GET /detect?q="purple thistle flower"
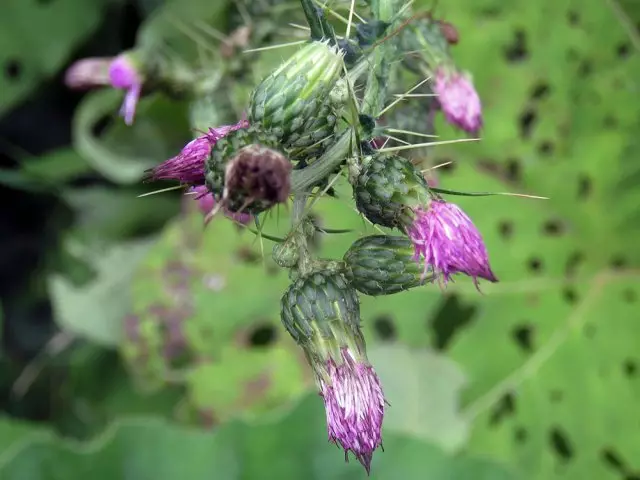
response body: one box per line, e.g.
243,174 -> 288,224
64,57 -> 113,89
406,199 -> 497,287
188,185 -> 252,225
319,348 -> 385,474
147,119 -> 249,185
108,54 -> 143,126
433,67 -> 483,134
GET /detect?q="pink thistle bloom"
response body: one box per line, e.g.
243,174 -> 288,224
64,57 -> 113,89
319,348 -> 385,474
188,185 -> 252,225
433,68 -> 483,134
108,54 -> 143,126
146,119 -> 249,185
406,199 -> 497,287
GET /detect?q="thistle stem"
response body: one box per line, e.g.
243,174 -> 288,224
299,0 -> 336,41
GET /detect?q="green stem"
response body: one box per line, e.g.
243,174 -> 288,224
290,129 -> 356,193
299,0 -> 336,41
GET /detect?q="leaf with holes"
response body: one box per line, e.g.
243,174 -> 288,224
389,0 -> 640,478
0,394 -> 515,480
0,0 -> 119,116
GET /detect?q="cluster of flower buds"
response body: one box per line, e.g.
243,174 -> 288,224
83,0 -> 505,473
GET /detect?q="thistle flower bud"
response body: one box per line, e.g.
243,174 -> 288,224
280,271 -> 384,473
353,153 -> 496,286
108,52 -> 144,125
64,57 -> 113,89
343,235 -> 435,296
248,40 -> 343,152
145,119 -> 249,184
433,67 -> 483,134
205,126 -> 290,214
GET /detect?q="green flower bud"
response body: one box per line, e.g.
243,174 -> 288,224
205,126 -> 291,214
272,240 -> 299,268
280,270 -> 365,369
353,153 -> 431,229
249,40 -> 344,153
343,235 -> 435,296
400,18 -> 451,74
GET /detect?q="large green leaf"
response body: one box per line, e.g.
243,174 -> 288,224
0,0 -> 118,115
0,394 -> 514,480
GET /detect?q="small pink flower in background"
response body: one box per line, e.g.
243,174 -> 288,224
433,67 -> 483,134
406,199 -> 497,287
64,58 -> 113,89
108,54 -> 143,126
146,119 -> 249,185
319,348 -> 385,474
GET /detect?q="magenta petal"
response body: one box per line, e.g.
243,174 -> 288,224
433,68 -> 483,134
320,348 -> 385,474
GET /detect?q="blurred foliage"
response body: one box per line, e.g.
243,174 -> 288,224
0,0 -> 639,478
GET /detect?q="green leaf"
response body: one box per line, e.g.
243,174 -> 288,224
49,238 -> 157,347
0,395 -> 514,480
369,345 -> 469,453
0,0 -> 119,115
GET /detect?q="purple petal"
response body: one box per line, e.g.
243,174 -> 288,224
433,68 -> 483,134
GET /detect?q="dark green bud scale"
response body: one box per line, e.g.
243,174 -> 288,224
249,40 -> 343,154
343,235 -> 435,296
353,153 -> 431,229
399,19 -> 451,74
280,270 -> 366,368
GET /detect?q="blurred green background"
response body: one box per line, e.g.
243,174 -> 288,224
0,0 -> 639,479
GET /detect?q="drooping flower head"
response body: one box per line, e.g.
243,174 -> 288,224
64,57 -> 113,89
353,153 -> 497,287
145,119 -> 249,185
433,67 -> 483,134
108,53 -> 144,126
280,271 -> 385,473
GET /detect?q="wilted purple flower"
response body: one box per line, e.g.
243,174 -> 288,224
108,54 -> 143,126
406,199 -> 497,286
319,347 -> 385,474
433,68 -> 482,134
146,119 -> 249,185
188,185 -> 252,225
64,57 -> 113,89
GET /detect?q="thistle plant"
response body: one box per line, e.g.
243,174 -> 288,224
97,0 -> 544,473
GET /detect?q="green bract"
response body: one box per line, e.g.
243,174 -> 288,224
344,235 -> 434,296
353,153 -> 432,229
248,40 -> 344,156
280,270 -> 365,375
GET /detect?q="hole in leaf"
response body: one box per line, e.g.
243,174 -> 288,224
504,29 -> 529,62
498,220 -> 514,239
527,257 -> 543,273
505,158 -> 521,182
236,246 -> 261,264
577,174 -> 592,199
489,392 -> 516,426
530,82 -> 551,101
514,427 -> 527,443
564,251 -> 585,278
578,59 -> 593,76
518,108 -> 537,139
549,390 -> 563,403
549,427 -> 574,461
623,359 -> 636,377
566,10 -> 580,25
538,141 -> 554,156
512,324 -> 534,353
623,289 -> 636,303
563,287 -> 578,305
611,255 -> 627,270
4,59 -> 22,80
617,42 -> 631,59
543,219 -> 565,236
601,448 -> 626,472
373,315 -> 396,341
430,294 -> 477,350
249,324 -> 277,347
583,322 -> 596,338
